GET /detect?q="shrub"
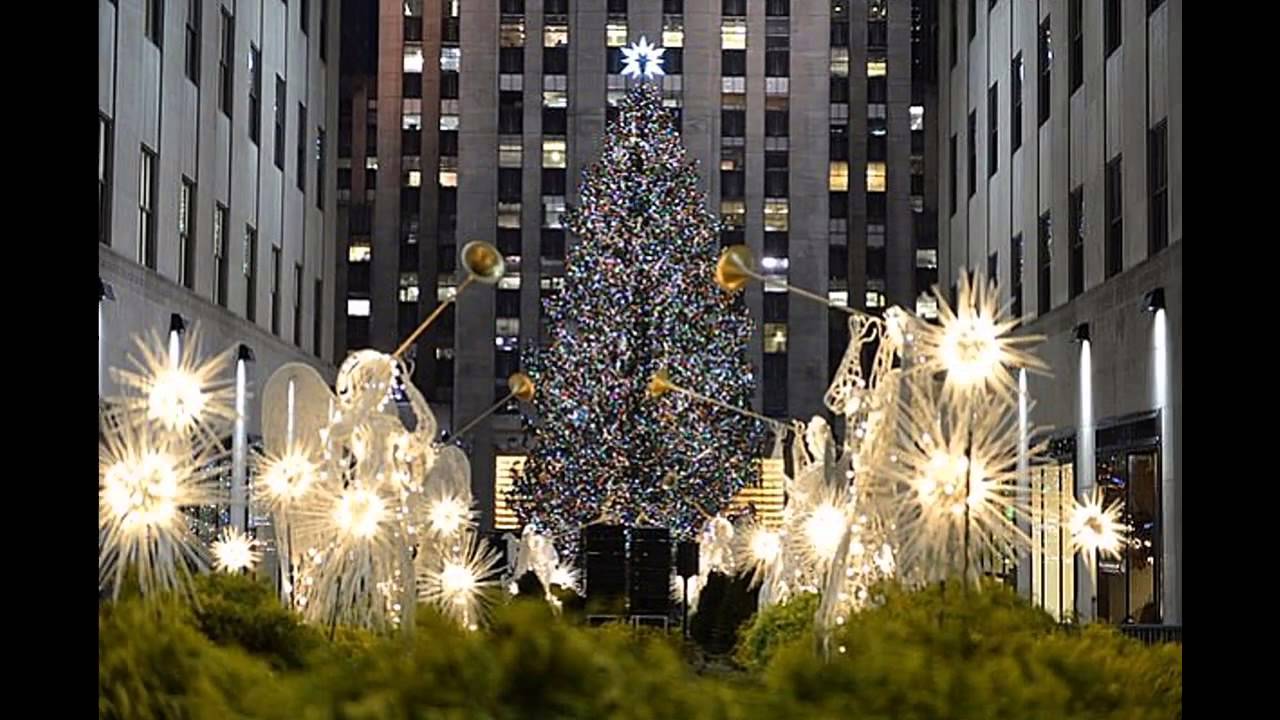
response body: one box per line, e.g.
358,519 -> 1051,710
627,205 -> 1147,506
733,591 -> 819,672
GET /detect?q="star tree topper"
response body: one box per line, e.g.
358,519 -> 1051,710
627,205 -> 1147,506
621,36 -> 665,80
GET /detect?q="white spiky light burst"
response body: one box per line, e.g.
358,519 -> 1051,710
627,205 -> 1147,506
98,414 -> 225,598
211,527 -> 262,573
109,328 -> 236,443
887,378 -> 1038,582
735,520 -> 784,589
620,36 -> 666,80
418,532 -> 505,629
548,563 -> 580,594
253,445 -> 320,513
915,272 -> 1048,398
1069,488 -> 1128,561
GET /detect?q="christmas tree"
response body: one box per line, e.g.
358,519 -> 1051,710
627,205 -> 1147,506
511,79 -> 764,554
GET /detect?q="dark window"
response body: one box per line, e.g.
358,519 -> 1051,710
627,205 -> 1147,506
180,178 -> 197,289
829,191 -> 848,219
968,0 -> 976,41
949,0 -> 958,68
867,193 -> 886,221
722,170 -> 745,199
1069,186 -> 1084,299
1105,0 -> 1121,56
219,10 -> 234,115
1105,156 -> 1123,277
664,0 -> 683,13
502,0 -> 526,13
1011,53 -> 1023,151
313,279 -> 324,356
949,133 -> 958,215
1069,0 -> 1083,93
146,0 -> 164,46
245,226 -> 258,322
1148,122 -> 1168,254
541,229 -> 565,260
831,21 -> 849,48
274,77 -> 287,169
440,71 -> 459,99
967,110 -> 977,198
721,110 -> 746,137
296,105 -> 308,191
271,246 -> 282,335
499,169 -> 522,202
1148,0 -> 1165,14
764,168 -> 787,197
543,107 -> 567,135
293,264 -> 304,346
1038,19 -> 1051,126
868,76 -> 887,103
722,50 -> 746,76
723,0 -> 746,16
607,0 -> 627,13
300,0 -> 309,33
316,127 -> 326,209
403,73 -> 423,98
98,115 -> 114,246
544,47 -> 568,74
830,77 -> 850,103
402,128 -> 422,155
766,50 -> 789,77
185,0 -> 201,83
1010,233 -> 1023,318
499,91 -> 523,134
500,47 -> 523,73
606,48 -> 625,74
1037,212 -> 1051,315
439,130 -> 458,156
665,48 -> 683,74
249,46 -> 262,143
138,146 -> 157,269
405,15 -> 423,41
766,0 -> 788,15
765,110 -> 789,137
988,251 -> 998,284
988,83 -> 998,177
214,204 -> 229,307
868,19 -> 887,47
763,354 -> 787,416
867,134 -> 886,162
542,169 -> 567,195
319,0 -> 328,60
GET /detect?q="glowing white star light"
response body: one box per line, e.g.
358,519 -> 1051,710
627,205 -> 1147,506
211,528 -> 261,573
1069,489 -> 1128,561
620,36 -> 665,80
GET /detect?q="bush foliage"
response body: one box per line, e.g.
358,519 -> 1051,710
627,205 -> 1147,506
99,576 -> 1180,719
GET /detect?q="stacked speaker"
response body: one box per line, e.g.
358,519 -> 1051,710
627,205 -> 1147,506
582,524 -> 626,602
628,527 -> 672,615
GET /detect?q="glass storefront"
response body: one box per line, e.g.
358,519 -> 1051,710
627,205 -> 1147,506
1095,433 -> 1162,624
1029,438 -> 1076,623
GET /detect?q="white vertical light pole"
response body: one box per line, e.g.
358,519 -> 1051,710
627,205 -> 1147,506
98,280 -> 114,397
1074,324 -> 1096,622
1148,288 -> 1175,624
233,344 -> 255,533
1016,368 -> 1031,597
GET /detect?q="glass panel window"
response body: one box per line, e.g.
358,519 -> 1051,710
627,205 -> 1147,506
543,138 -> 567,168
763,199 -> 789,232
829,161 -> 849,191
721,19 -> 747,49
606,21 -> 628,47
499,138 -> 523,167
544,24 -> 569,47
347,298 -> 371,316
498,202 -> 521,229
763,323 -> 788,353
349,241 -> 372,263
403,44 -> 424,73
399,272 -> 420,302
1030,457 -> 1077,623
867,162 -> 887,192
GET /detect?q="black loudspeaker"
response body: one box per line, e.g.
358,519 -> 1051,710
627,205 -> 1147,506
628,527 -> 672,615
676,540 -> 700,578
584,524 -> 627,600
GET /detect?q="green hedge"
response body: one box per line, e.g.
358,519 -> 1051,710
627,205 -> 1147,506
99,576 -> 1180,719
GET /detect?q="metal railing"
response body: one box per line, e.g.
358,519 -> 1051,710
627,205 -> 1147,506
1118,624 -> 1182,645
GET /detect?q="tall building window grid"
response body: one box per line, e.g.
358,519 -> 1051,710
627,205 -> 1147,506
1148,121 -> 1169,255
967,110 -> 976,198
185,0 -> 202,84
179,177 -> 197,289
316,127 -> 326,209
313,279 -> 324,357
1105,156 -> 1123,278
293,263 -> 304,347
1069,186 -> 1084,299
865,4 -> 888,312
138,146 -> 157,269
949,133 -> 957,216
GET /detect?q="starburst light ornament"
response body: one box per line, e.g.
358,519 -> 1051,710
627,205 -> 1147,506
211,527 -> 262,573
99,414 -> 225,598
620,36 -> 665,80
419,532 -> 505,629
109,327 -> 236,445
1069,488 -> 1128,561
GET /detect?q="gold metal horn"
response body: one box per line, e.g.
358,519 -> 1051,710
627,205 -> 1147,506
461,240 -> 506,284
507,372 -> 536,403
648,368 -> 676,398
715,245 -> 755,293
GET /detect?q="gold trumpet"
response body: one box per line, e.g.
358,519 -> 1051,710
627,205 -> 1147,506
394,240 -> 506,358
445,372 -> 536,444
715,244 -> 873,318
648,367 -> 791,433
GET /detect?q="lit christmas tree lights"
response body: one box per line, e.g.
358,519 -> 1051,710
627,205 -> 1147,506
510,81 -> 765,554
